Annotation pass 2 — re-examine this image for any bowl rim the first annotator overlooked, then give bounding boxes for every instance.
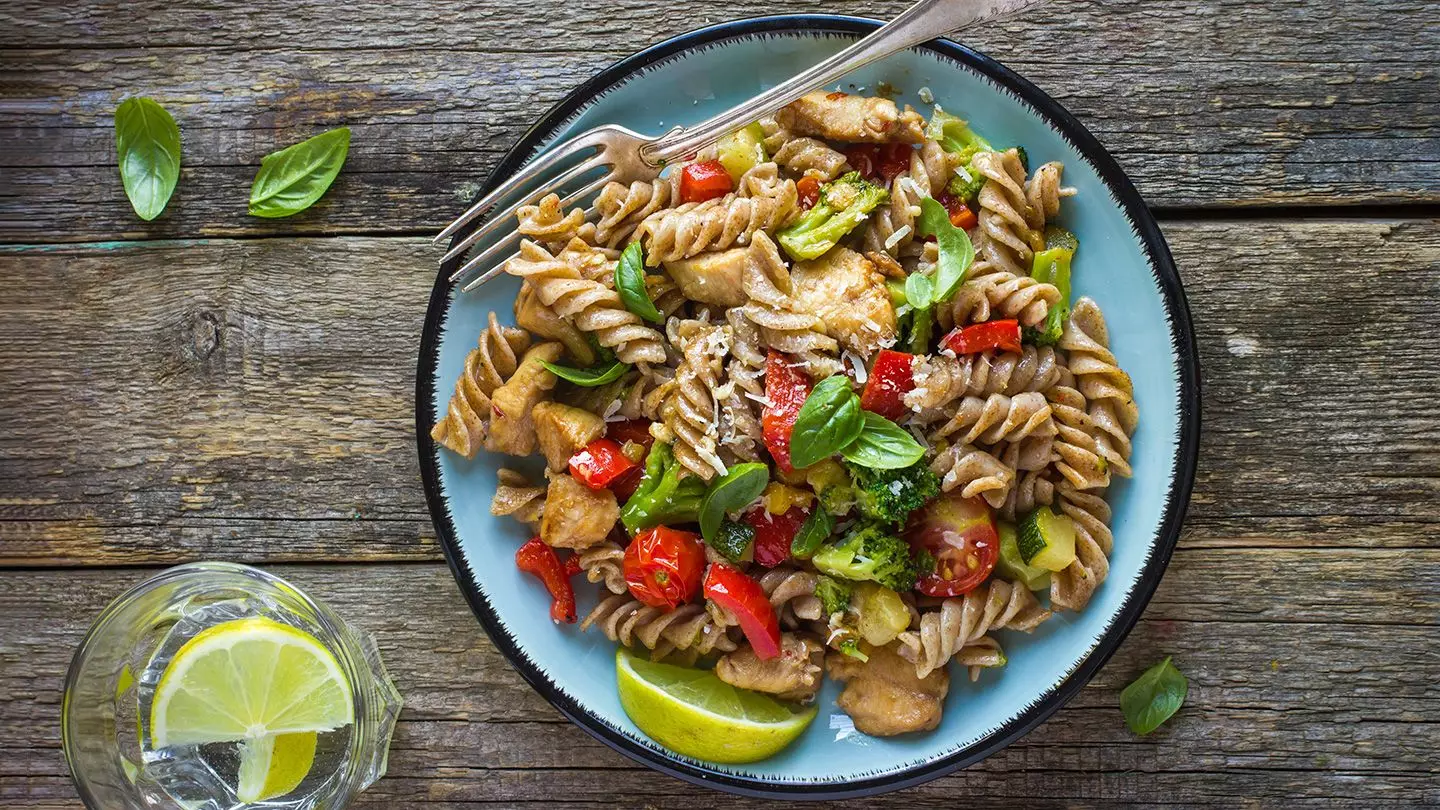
[415,13,1201,799]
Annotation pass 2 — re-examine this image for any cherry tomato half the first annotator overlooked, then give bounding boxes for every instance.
[679,160,734,204]
[905,492,999,597]
[796,176,822,210]
[623,526,705,610]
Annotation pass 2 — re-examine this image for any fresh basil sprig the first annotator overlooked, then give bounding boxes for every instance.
[698,462,769,542]
[114,98,181,221]
[1120,657,1188,735]
[789,375,864,469]
[541,359,629,387]
[615,242,663,324]
[790,507,834,559]
[248,127,351,218]
[915,197,975,303]
[839,411,926,469]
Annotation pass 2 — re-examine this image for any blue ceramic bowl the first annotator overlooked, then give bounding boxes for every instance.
[417,15,1200,799]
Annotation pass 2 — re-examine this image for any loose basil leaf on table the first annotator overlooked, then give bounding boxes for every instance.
[789,375,863,469]
[915,197,975,303]
[1120,656,1188,735]
[248,127,352,218]
[541,359,629,387]
[114,97,181,221]
[839,411,926,469]
[789,507,834,560]
[698,462,769,542]
[615,242,664,324]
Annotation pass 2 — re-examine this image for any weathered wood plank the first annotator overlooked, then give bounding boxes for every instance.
[2,0,1437,244]
[2,564,1436,807]
[1,219,1437,564]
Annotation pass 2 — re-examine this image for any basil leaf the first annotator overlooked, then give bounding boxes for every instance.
[248,127,351,218]
[790,507,833,559]
[698,462,769,542]
[114,98,181,221]
[916,197,975,303]
[541,359,629,387]
[839,411,926,469]
[1120,657,1188,735]
[790,375,864,469]
[904,271,934,310]
[615,242,663,324]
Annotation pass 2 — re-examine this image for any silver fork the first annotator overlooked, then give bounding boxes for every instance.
[436,0,1044,292]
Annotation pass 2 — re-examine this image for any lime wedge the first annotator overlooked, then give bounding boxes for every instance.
[236,732,318,802]
[149,617,354,749]
[615,649,815,763]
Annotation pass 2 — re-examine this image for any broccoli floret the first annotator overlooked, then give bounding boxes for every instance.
[776,172,888,261]
[815,575,853,616]
[837,637,869,662]
[926,106,993,157]
[620,441,706,533]
[945,156,987,205]
[845,458,940,526]
[811,520,924,592]
[805,459,856,516]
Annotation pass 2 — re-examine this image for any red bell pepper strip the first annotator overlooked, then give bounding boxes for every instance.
[859,349,917,421]
[796,176,821,210]
[761,351,812,474]
[515,538,577,623]
[703,563,781,660]
[569,439,640,491]
[563,554,582,578]
[741,503,810,568]
[605,418,654,450]
[843,143,912,185]
[679,160,734,204]
[942,320,1022,355]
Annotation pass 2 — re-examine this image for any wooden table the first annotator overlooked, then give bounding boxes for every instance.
[3,1,1437,806]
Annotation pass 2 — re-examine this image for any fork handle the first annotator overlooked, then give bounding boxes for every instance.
[643,0,1046,166]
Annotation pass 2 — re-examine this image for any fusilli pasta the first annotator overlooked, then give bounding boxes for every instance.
[431,313,532,458]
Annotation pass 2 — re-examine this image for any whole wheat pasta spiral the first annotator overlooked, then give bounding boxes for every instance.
[930,391,1057,449]
[491,468,545,528]
[581,595,738,659]
[1000,468,1058,522]
[577,540,627,595]
[864,149,931,257]
[732,232,842,377]
[431,313,531,458]
[635,180,799,265]
[1026,160,1072,223]
[718,308,767,463]
[897,579,1052,679]
[1049,482,1114,612]
[662,319,730,481]
[1047,384,1111,491]
[928,443,1015,507]
[516,193,591,249]
[905,346,1067,412]
[504,240,666,365]
[773,137,849,181]
[592,174,682,248]
[1061,297,1138,478]
[757,566,825,628]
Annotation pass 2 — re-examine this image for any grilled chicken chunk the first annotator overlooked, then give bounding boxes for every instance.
[828,641,950,736]
[775,91,925,144]
[716,634,825,703]
[791,247,897,356]
[662,248,750,307]
[533,402,606,472]
[539,472,619,550]
[484,342,563,456]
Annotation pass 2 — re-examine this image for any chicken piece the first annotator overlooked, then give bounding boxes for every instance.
[715,634,825,703]
[828,641,950,736]
[532,402,606,472]
[775,91,925,144]
[515,281,595,366]
[539,472,619,550]
[485,342,563,456]
[662,248,749,307]
[791,247,897,356]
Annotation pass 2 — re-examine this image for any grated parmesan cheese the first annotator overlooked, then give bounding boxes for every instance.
[955,165,974,184]
[843,350,867,383]
[744,390,773,408]
[884,224,912,250]
[898,176,921,199]
[918,86,934,104]
[602,399,623,419]
[698,446,729,479]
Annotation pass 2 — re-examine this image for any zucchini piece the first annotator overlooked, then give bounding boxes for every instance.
[1017,507,1078,572]
[996,521,1052,591]
[715,123,768,183]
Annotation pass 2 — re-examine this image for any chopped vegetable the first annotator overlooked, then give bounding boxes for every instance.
[843,143,912,185]
[995,520,1052,591]
[945,163,986,206]
[704,563,781,660]
[859,349,917,420]
[796,175,821,209]
[1024,226,1078,346]
[837,637,868,661]
[776,172,889,261]
[741,503,809,568]
[623,526,704,610]
[679,159,734,204]
[762,482,813,515]
[568,438,640,491]
[605,418,655,450]
[937,193,978,230]
[812,519,925,592]
[515,537,578,623]
[714,123,768,183]
[851,582,911,646]
[1017,506,1078,571]
[815,575,853,616]
[805,459,856,516]
[615,241,663,324]
[914,197,975,304]
[1121,657,1188,735]
[790,507,834,560]
[709,519,756,563]
[905,492,999,597]
[620,441,706,534]
[846,457,941,526]
[789,374,864,470]
[541,359,630,387]
[761,350,812,474]
[925,105,993,161]
[941,319,1022,355]
[698,462,769,543]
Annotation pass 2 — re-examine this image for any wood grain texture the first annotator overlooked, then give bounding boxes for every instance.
[2,219,1437,565]
[2,0,1438,243]
[2,562,1436,808]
